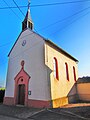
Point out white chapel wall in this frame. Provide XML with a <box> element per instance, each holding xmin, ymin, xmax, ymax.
<box><xmin>5</xmin><ymin>29</ymin><xmax>50</xmax><ymax>100</ymax></box>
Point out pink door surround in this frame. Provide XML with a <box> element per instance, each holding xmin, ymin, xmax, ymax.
<box><xmin>14</xmin><ymin>60</ymin><xmax>30</xmax><ymax>106</ymax></box>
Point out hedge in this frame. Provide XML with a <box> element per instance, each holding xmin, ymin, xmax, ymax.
<box><xmin>0</xmin><ymin>89</ymin><xmax>5</xmax><ymax>103</ymax></box>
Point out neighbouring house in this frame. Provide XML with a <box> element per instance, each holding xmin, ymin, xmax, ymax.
<box><xmin>4</xmin><ymin>4</ymin><xmax>79</xmax><ymax>108</ymax></box>
<box><xmin>77</xmin><ymin>77</ymin><xmax>90</xmax><ymax>102</ymax></box>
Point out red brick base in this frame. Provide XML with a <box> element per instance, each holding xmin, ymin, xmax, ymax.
<box><xmin>27</xmin><ymin>99</ymin><xmax>51</xmax><ymax>108</ymax></box>
<box><xmin>3</xmin><ymin>97</ymin><xmax>51</xmax><ymax>108</ymax></box>
<box><xmin>3</xmin><ymin>97</ymin><xmax>14</xmax><ymax>105</ymax></box>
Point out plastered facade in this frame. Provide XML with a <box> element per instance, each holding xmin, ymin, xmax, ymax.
<box><xmin>4</xmin><ymin>29</ymin><xmax>51</xmax><ymax>105</ymax></box>
<box><xmin>4</xmin><ymin>29</ymin><xmax>78</xmax><ymax>108</ymax></box>
<box><xmin>45</xmin><ymin>42</ymin><xmax>78</xmax><ymax>108</ymax></box>
<box><xmin>77</xmin><ymin>83</ymin><xmax>90</xmax><ymax>101</ymax></box>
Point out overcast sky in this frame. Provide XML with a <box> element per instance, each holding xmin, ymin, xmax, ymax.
<box><xmin>0</xmin><ymin>0</ymin><xmax>90</xmax><ymax>87</ymax></box>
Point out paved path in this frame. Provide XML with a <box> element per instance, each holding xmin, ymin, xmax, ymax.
<box><xmin>0</xmin><ymin>104</ymin><xmax>42</xmax><ymax>119</ymax></box>
<box><xmin>0</xmin><ymin>115</ymin><xmax>20</xmax><ymax>120</ymax></box>
<box><xmin>0</xmin><ymin>104</ymin><xmax>90</xmax><ymax>120</ymax></box>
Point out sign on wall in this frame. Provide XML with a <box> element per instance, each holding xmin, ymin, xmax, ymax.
<box><xmin>28</xmin><ymin>91</ymin><xmax>31</xmax><ymax>95</ymax></box>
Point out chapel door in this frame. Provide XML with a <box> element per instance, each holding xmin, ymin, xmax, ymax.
<box><xmin>18</xmin><ymin>84</ymin><xmax>25</xmax><ymax>105</ymax></box>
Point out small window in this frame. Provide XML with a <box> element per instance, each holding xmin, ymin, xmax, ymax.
<box><xmin>65</xmin><ymin>62</ymin><xmax>69</xmax><ymax>81</ymax></box>
<box><xmin>22</xmin><ymin>21</ymin><xmax>27</xmax><ymax>30</ymax></box>
<box><xmin>73</xmin><ymin>66</ymin><xmax>76</xmax><ymax>82</ymax></box>
<box><xmin>53</xmin><ymin>57</ymin><xmax>59</xmax><ymax>80</ymax></box>
<box><xmin>28</xmin><ymin>22</ymin><xmax>33</xmax><ymax>30</ymax></box>
<box><xmin>30</xmin><ymin>23</ymin><xmax>33</xmax><ymax>30</ymax></box>
<box><xmin>21</xmin><ymin>79</ymin><xmax>23</xmax><ymax>82</ymax></box>
<box><xmin>28</xmin><ymin>22</ymin><xmax>30</xmax><ymax>28</ymax></box>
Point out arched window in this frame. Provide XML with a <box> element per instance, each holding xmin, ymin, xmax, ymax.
<box><xmin>53</xmin><ymin>57</ymin><xmax>59</xmax><ymax>80</ymax></box>
<box><xmin>73</xmin><ymin>66</ymin><xmax>76</xmax><ymax>82</ymax></box>
<box><xmin>65</xmin><ymin>62</ymin><xmax>69</xmax><ymax>81</ymax></box>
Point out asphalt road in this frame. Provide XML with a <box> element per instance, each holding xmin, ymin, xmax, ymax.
<box><xmin>0</xmin><ymin>104</ymin><xmax>90</xmax><ymax>120</ymax></box>
<box><xmin>0</xmin><ymin>115</ymin><xmax>20</xmax><ymax>120</ymax></box>
<box><xmin>0</xmin><ymin>109</ymin><xmax>89</xmax><ymax>120</ymax></box>
<box><xmin>27</xmin><ymin>109</ymin><xmax>89</xmax><ymax>120</ymax></box>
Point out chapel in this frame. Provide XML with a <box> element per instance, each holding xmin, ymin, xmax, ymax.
<box><xmin>4</xmin><ymin>1</ymin><xmax>78</xmax><ymax>108</ymax></box>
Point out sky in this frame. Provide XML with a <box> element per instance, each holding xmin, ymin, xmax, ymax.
<box><xmin>0</xmin><ymin>0</ymin><xmax>90</xmax><ymax>87</ymax></box>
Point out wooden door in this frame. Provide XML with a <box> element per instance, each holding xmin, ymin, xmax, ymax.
<box><xmin>18</xmin><ymin>84</ymin><xmax>25</xmax><ymax>105</ymax></box>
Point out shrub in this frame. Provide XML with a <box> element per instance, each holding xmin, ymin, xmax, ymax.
<box><xmin>0</xmin><ymin>89</ymin><xmax>5</xmax><ymax>103</ymax></box>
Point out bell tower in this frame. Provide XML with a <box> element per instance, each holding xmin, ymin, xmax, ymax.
<box><xmin>22</xmin><ymin>0</ymin><xmax>33</xmax><ymax>31</ymax></box>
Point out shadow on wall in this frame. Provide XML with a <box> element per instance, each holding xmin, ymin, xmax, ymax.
<box><xmin>46</xmin><ymin>65</ymin><xmax>53</xmax><ymax>108</ymax></box>
<box><xmin>68</xmin><ymin>82</ymin><xmax>79</xmax><ymax>104</ymax></box>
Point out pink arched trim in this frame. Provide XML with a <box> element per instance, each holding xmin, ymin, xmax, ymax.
<box><xmin>14</xmin><ymin>60</ymin><xmax>30</xmax><ymax>106</ymax></box>
<box><xmin>73</xmin><ymin>66</ymin><xmax>76</xmax><ymax>82</ymax></box>
<box><xmin>65</xmin><ymin>62</ymin><xmax>69</xmax><ymax>81</ymax></box>
<box><xmin>54</xmin><ymin>57</ymin><xmax>59</xmax><ymax>80</ymax></box>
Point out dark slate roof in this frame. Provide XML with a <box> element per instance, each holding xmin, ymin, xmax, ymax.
<box><xmin>77</xmin><ymin>77</ymin><xmax>90</xmax><ymax>84</ymax></box>
<box><xmin>24</xmin><ymin>9</ymin><xmax>32</xmax><ymax>21</ymax></box>
<box><xmin>45</xmin><ymin>40</ymin><xmax>78</xmax><ymax>62</ymax></box>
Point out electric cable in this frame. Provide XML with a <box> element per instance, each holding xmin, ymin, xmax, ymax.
<box><xmin>0</xmin><ymin>0</ymin><xmax>35</xmax><ymax>49</ymax></box>
<box><xmin>13</xmin><ymin>0</ymin><xmax>25</xmax><ymax>17</ymax></box>
<box><xmin>1</xmin><ymin>0</ymin><xmax>90</xmax><ymax>48</ymax></box>
<box><xmin>0</xmin><ymin>0</ymin><xmax>89</xmax><ymax>77</ymax></box>
<box><xmin>0</xmin><ymin>40</ymin><xmax>14</xmax><ymax>48</ymax></box>
<box><xmin>1</xmin><ymin>0</ymin><xmax>90</xmax><ymax>9</ymax></box>
<box><xmin>12</xmin><ymin>0</ymin><xmax>39</xmax><ymax>34</ymax></box>
<box><xmin>49</xmin><ymin>10</ymin><xmax>90</xmax><ymax>37</ymax></box>
<box><xmin>0</xmin><ymin>5</ymin><xmax>90</xmax><ymax>48</ymax></box>
<box><xmin>30</xmin><ymin>0</ymin><xmax>90</xmax><ymax>7</ymax></box>
<box><xmin>0</xmin><ymin>5</ymin><xmax>27</xmax><ymax>10</ymax></box>
<box><xmin>2</xmin><ymin>0</ymin><xmax>21</xmax><ymax>20</ymax></box>
<box><xmin>38</xmin><ymin>6</ymin><xmax>90</xmax><ymax>31</ymax></box>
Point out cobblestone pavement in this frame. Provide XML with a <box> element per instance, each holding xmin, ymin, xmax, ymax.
<box><xmin>0</xmin><ymin>104</ymin><xmax>90</xmax><ymax>120</ymax></box>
